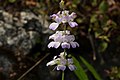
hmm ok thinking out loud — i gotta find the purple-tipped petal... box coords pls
[57,65,66,71]
[61,42,70,49]
[69,22,78,27]
[70,42,79,48]
[50,14,57,18]
[49,22,59,30]
[69,12,77,19]
[68,64,76,71]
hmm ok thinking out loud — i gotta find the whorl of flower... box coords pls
[46,52,76,71]
[48,30,79,49]
[49,10,78,30]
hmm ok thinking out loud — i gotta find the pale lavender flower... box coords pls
[49,12,62,30]
[46,52,76,71]
[57,58,67,71]
[48,30,79,49]
[49,10,78,30]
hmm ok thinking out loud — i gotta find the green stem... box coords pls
[62,71,64,80]
[64,24,66,31]
[63,48,66,58]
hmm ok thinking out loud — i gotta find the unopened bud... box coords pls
[60,0,65,10]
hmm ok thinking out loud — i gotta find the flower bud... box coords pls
[59,0,65,10]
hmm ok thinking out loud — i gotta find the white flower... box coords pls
[49,10,78,30]
[46,52,76,71]
[48,30,79,49]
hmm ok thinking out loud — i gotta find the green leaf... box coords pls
[72,56,89,80]
[99,1,109,13]
[80,56,102,80]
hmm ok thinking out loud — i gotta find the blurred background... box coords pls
[0,0,120,80]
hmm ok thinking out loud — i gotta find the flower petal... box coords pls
[46,60,57,66]
[53,42,61,48]
[70,42,79,48]
[61,42,70,49]
[57,65,66,71]
[49,22,59,30]
[60,59,67,65]
[68,64,76,71]
[69,12,77,20]
[67,58,73,64]
[48,42,55,48]
[55,17,62,23]
[49,34,55,39]
[69,22,78,28]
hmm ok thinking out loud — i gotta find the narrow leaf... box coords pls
[80,56,102,80]
[72,56,89,80]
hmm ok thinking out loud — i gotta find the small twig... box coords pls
[88,32,96,60]
[17,53,50,80]
[88,32,104,64]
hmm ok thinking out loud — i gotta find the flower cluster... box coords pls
[47,1,78,72]
[48,30,79,49]
[49,10,78,30]
[46,52,76,71]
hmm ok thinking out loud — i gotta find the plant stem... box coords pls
[64,24,66,32]
[62,71,64,80]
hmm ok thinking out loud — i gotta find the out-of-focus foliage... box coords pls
[108,67,120,80]
[8,0,17,3]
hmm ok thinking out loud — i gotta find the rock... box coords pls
[0,10,50,56]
